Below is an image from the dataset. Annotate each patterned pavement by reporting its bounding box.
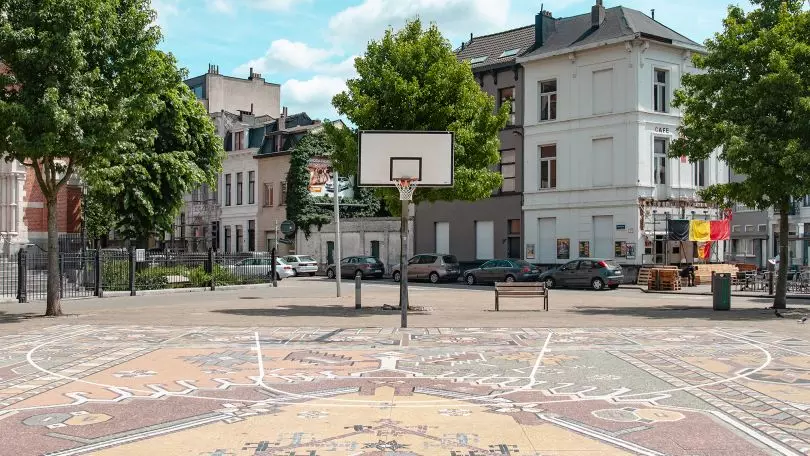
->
[2,325,810,455]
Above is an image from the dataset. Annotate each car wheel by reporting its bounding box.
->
[275,272,281,281]
[544,277,556,289]
[355,270,364,280]
[609,284,619,290]
[429,272,440,284]
[309,272,316,277]
[465,274,476,286]
[292,268,298,276]
[393,271,401,282]
[505,275,516,283]
[326,268,335,279]
[591,277,605,291]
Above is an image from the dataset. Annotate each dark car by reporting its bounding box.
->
[326,256,385,279]
[539,258,623,290]
[391,254,460,284]
[464,259,540,285]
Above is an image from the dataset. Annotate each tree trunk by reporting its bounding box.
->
[773,201,790,309]
[45,192,63,316]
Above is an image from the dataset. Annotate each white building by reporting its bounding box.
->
[519,1,728,267]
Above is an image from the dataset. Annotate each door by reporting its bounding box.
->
[370,241,380,259]
[417,255,437,279]
[593,216,614,259]
[435,222,450,254]
[557,261,580,286]
[406,255,422,280]
[575,260,596,287]
[475,221,494,260]
[478,260,498,282]
[341,257,355,278]
[326,241,335,266]
[538,218,556,263]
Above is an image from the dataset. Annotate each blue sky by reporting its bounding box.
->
[152,0,742,121]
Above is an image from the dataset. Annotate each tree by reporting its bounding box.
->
[331,19,509,213]
[670,0,810,309]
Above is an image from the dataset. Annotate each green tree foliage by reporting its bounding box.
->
[83,188,115,243]
[331,19,508,213]
[0,0,222,315]
[670,0,810,309]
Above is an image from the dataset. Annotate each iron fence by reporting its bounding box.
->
[1,248,284,302]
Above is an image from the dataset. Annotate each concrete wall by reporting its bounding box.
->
[187,73,280,118]
[256,153,291,253]
[295,217,414,273]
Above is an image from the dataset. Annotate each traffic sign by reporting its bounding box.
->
[280,220,296,236]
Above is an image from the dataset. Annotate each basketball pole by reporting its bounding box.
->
[334,169,341,298]
[400,198,409,328]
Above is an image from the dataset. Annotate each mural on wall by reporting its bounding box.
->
[557,239,570,260]
[306,157,354,199]
[578,241,590,258]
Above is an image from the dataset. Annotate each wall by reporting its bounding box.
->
[21,167,82,247]
[203,74,280,118]
[219,147,260,252]
[0,160,27,255]
[256,153,291,252]
[295,217,414,273]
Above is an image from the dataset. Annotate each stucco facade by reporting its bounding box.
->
[185,65,280,118]
[255,152,291,253]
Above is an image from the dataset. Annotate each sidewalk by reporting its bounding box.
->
[640,283,810,300]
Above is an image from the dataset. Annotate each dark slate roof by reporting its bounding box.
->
[456,25,535,70]
[521,6,701,59]
[457,6,700,67]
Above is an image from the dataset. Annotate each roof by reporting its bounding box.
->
[456,25,535,70]
[520,6,701,60]
[457,5,701,68]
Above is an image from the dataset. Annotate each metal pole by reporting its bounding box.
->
[355,272,361,309]
[271,247,277,287]
[274,219,278,252]
[400,199,409,328]
[128,245,136,296]
[334,170,342,298]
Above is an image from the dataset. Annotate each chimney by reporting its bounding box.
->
[591,0,606,28]
[651,8,655,20]
[248,67,253,80]
[534,9,556,49]
[276,106,288,152]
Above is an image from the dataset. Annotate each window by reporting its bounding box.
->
[233,131,244,150]
[758,224,767,232]
[538,144,557,189]
[508,219,521,235]
[654,138,667,185]
[732,225,741,233]
[538,79,557,121]
[264,183,273,207]
[180,212,186,240]
[500,48,520,57]
[235,225,243,253]
[191,85,203,99]
[499,87,515,124]
[248,171,255,204]
[280,181,287,205]
[248,220,255,251]
[236,172,243,205]
[693,160,706,187]
[224,226,231,253]
[745,225,755,232]
[225,174,232,206]
[500,149,516,192]
[654,69,668,113]
[804,195,810,207]
[469,56,487,64]
[211,221,219,251]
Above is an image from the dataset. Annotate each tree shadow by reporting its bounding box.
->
[568,305,809,321]
[0,311,41,323]
[212,304,431,319]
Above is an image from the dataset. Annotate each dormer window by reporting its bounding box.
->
[470,56,487,64]
[499,48,520,58]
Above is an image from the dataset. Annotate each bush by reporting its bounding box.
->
[211,265,239,286]
[135,268,170,290]
[187,266,211,287]
[102,260,129,291]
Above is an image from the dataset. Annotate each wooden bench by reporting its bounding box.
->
[494,282,548,311]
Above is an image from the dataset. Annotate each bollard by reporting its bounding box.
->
[129,246,136,296]
[207,248,215,291]
[768,271,774,295]
[94,249,102,297]
[59,254,65,299]
[355,273,361,309]
[271,248,277,288]
[17,249,26,303]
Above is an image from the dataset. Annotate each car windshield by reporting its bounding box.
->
[442,255,458,264]
[298,256,316,262]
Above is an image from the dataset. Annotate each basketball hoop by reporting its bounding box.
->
[394,178,418,201]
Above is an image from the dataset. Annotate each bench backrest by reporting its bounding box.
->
[495,282,546,293]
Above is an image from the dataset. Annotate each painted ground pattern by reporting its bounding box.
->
[2,325,810,455]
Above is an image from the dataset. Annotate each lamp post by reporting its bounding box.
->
[652,210,658,264]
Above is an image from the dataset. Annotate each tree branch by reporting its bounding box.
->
[31,160,50,199]
[56,159,74,190]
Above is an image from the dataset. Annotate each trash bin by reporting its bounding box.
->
[713,273,732,311]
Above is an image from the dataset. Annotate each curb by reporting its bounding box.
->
[640,288,810,300]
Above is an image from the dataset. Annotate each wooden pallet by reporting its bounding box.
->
[637,265,678,287]
[648,268,682,291]
[694,264,739,285]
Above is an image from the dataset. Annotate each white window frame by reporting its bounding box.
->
[693,160,706,188]
[653,68,668,113]
[538,144,557,190]
[653,137,668,185]
[538,79,557,121]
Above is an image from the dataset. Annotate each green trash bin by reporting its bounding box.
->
[712,273,731,310]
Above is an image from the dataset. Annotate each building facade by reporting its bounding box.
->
[767,198,810,267]
[519,2,727,267]
[728,170,769,267]
[415,26,532,262]
[186,65,280,118]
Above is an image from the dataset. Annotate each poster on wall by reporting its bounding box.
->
[614,241,627,258]
[557,239,570,260]
[306,157,354,198]
[578,241,590,258]
[525,243,535,259]
[626,243,636,259]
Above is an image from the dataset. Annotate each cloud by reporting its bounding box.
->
[233,40,358,81]
[328,0,511,46]
[281,76,347,118]
[151,0,181,27]
[205,0,303,14]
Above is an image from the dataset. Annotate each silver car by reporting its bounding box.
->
[283,255,318,276]
[226,257,294,280]
[391,254,460,284]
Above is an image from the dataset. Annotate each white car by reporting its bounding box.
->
[283,255,319,276]
[226,257,294,280]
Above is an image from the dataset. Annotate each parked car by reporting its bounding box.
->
[539,258,623,290]
[325,176,351,193]
[226,257,294,280]
[464,259,540,285]
[325,256,385,279]
[391,254,460,284]
[283,255,318,276]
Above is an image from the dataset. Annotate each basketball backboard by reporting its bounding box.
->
[358,131,454,187]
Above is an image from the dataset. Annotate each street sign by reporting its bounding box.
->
[280,220,296,236]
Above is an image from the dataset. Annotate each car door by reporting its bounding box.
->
[283,256,297,269]
[488,260,510,282]
[419,255,438,280]
[557,261,580,286]
[477,260,497,282]
[575,260,596,287]
[405,255,421,280]
[340,258,355,278]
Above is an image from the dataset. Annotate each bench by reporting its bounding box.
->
[494,282,548,311]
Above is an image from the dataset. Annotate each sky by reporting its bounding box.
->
[152,0,743,121]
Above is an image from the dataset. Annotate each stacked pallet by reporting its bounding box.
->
[694,263,739,285]
[637,265,678,287]
[648,268,682,291]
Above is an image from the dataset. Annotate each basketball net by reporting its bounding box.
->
[394,178,417,201]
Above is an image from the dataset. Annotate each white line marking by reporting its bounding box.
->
[711,410,801,456]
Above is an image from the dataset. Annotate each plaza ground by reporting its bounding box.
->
[3,279,810,455]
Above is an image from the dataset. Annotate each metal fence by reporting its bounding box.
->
[1,249,282,302]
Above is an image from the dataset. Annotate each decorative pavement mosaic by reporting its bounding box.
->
[3,325,810,455]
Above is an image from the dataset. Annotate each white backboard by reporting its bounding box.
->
[358,131,454,187]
